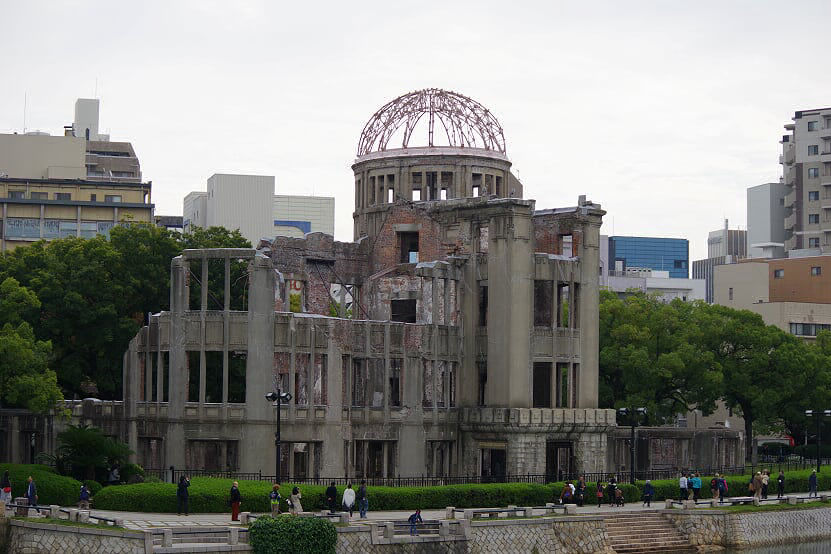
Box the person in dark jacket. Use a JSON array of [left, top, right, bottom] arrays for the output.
[[177, 476, 190, 515], [607, 477, 617, 507], [777, 471, 785, 498], [357, 481, 368, 518], [576, 477, 586, 507], [26, 476, 39, 513], [808, 470, 818, 498], [642, 480, 655, 507], [230, 481, 242, 521], [325, 482, 338, 514], [79, 484, 91, 510], [407, 509, 423, 535]]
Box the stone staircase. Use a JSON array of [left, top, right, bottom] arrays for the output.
[[603, 512, 693, 553]]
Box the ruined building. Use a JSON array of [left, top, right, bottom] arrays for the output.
[[121, 89, 615, 480]]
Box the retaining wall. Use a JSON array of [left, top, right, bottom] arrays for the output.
[[665, 506, 831, 548], [6, 519, 150, 554]]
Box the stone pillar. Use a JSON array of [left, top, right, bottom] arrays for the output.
[[486, 204, 534, 408], [576, 200, 604, 408], [165, 256, 190, 470]]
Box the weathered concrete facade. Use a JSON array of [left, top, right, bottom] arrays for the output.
[[118, 90, 613, 480]]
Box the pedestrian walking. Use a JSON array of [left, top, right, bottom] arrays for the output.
[[269, 484, 281, 516], [177, 475, 190, 516], [761, 470, 769, 499], [230, 481, 242, 521], [607, 477, 617, 507], [679, 473, 688, 501], [615, 487, 624, 507], [357, 481, 368, 518], [407, 509, 423, 535], [710, 474, 720, 500], [596, 482, 604, 508], [325, 482, 338, 513], [691, 473, 702, 501], [0, 470, 12, 505], [777, 471, 785, 498], [642, 480, 654, 507], [576, 476, 586, 507], [717, 475, 728, 504], [342, 483, 356, 517], [752, 472, 763, 500], [108, 464, 120, 486], [26, 476, 39, 513], [289, 486, 303, 514], [79, 483, 91, 510], [808, 470, 818, 498]]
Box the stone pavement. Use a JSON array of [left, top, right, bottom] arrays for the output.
[[10, 490, 829, 531]]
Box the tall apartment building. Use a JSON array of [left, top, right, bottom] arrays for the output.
[[183, 174, 335, 243], [747, 182, 787, 259], [0, 99, 153, 251], [691, 221, 746, 303], [607, 236, 689, 278], [781, 107, 831, 255]]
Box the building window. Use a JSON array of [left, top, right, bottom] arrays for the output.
[[808, 121, 818, 131], [90, 194, 97, 202], [54, 193, 71, 200], [809, 214, 820, 224], [477, 361, 487, 406], [9, 190, 25, 199], [811, 266, 822, 276], [809, 168, 819, 178], [412, 188, 421, 201], [390, 299, 417, 323], [773, 269, 784, 279], [30, 192, 47, 200], [809, 191, 820, 201], [728, 287, 733, 301], [105, 195, 122, 203], [809, 145, 819, 156], [398, 232, 419, 263], [809, 238, 820, 248]]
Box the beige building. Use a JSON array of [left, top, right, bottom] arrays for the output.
[[780, 107, 831, 255], [715, 256, 831, 338]]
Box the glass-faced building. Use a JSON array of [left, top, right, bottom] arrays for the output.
[[608, 236, 690, 278]]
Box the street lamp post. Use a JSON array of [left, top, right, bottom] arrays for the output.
[[804, 410, 831, 473], [266, 390, 292, 483], [618, 407, 647, 485]]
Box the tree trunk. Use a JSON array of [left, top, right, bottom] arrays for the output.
[[744, 414, 754, 464]]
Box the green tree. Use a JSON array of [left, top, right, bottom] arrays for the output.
[[56, 424, 132, 480], [599, 291, 722, 424], [0, 277, 63, 413]]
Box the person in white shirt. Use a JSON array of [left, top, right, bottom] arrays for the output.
[[342, 483, 356, 517], [679, 473, 688, 501]]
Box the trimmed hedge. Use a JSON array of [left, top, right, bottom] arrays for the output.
[[249, 515, 336, 554], [0, 464, 83, 505], [91, 478, 641, 513]]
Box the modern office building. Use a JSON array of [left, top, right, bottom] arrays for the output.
[[691, 221, 746, 303], [607, 236, 689, 278], [0, 99, 153, 251], [780, 107, 831, 256], [183, 175, 335, 243], [599, 235, 705, 301], [714, 256, 831, 339], [747, 183, 787, 259]]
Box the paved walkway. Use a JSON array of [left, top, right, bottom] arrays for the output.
[[79, 491, 830, 531]]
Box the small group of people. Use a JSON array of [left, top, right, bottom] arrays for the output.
[[591, 477, 624, 507], [679, 472, 703, 501], [558, 477, 587, 506], [325, 481, 369, 518]]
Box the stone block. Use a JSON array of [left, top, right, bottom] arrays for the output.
[[239, 512, 250, 524], [463, 509, 474, 519], [163, 528, 173, 547], [67, 509, 78, 522], [683, 500, 696, 510], [114, 518, 124, 527], [338, 512, 350, 524], [49, 505, 59, 518], [229, 527, 239, 545], [665, 500, 677, 509], [564, 504, 577, 515], [446, 506, 455, 519], [383, 522, 395, 539], [0, 501, 5, 518], [439, 521, 450, 537], [787, 496, 797, 505], [710, 499, 718, 508]]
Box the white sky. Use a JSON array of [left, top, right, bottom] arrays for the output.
[[2, 0, 830, 261]]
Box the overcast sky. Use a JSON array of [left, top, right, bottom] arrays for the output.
[[3, 0, 830, 261]]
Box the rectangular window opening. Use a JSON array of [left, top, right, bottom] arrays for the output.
[[478, 285, 488, 326], [205, 351, 223, 403], [811, 266, 822, 276], [399, 231, 419, 263], [387, 187, 394, 203], [440, 188, 447, 200], [477, 361, 487, 406], [534, 280, 553, 327], [533, 362, 552, 408], [412, 188, 422, 201], [391, 298, 417, 323], [495, 175, 503, 196], [228, 351, 246, 403], [773, 269, 784, 279], [390, 358, 402, 407]]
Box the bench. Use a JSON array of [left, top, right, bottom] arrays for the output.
[[314, 511, 351, 523], [448, 506, 534, 519], [380, 520, 445, 537]]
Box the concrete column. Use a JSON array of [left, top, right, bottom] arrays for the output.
[[486, 206, 534, 407], [223, 256, 230, 404], [382, 441, 389, 478], [39, 204, 44, 238], [1, 202, 6, 253], [166, 256, 189, 470], [156, 319, 164, 404], [199, 258, 208, 405], [243, 253, 276, 473], [383, 325, 390, 416], [145, 328, 153, 403], [308, 441, 316, 478], [76, 205, 81, 237], [307, 325, 315, 419], [577, 205, 603, 408]]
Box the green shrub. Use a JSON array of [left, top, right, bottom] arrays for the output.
[[84, 480, 103, 497], [120, 463, 145, 484], [0, 463, 82, 505], [249, 515, 337, 554]]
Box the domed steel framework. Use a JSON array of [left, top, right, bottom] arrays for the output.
[[357, 88, 506, 156]]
